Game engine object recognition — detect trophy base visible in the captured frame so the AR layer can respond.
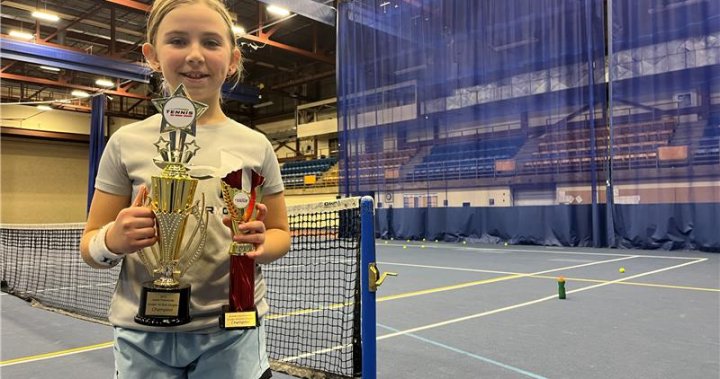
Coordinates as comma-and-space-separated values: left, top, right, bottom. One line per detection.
219, 305, 258, 329
135, 281, 191, 327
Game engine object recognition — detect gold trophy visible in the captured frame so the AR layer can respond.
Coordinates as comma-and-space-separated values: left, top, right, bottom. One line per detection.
218, 168, 264, 329
134, 84, 210, 327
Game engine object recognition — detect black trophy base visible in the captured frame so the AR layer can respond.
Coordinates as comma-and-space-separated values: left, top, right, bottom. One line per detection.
135, 281, 191, 327
219, 305, 258, 330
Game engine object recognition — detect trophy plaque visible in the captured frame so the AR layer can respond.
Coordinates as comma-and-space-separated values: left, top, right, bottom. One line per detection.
134, 84, 210, 327
218, 168, 264, 329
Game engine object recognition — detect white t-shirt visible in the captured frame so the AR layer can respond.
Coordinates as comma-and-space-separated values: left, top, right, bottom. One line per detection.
95, 114, 284, 332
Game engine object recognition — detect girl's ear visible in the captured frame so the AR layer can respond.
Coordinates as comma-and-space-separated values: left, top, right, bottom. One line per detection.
228, 47, 241, 76
142, 43, 161, 72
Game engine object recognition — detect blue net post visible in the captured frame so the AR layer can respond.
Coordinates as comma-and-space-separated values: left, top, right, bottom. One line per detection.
360, 196, 377, 379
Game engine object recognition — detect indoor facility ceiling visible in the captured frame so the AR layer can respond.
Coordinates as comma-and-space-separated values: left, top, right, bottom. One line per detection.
0, 0, 337, 124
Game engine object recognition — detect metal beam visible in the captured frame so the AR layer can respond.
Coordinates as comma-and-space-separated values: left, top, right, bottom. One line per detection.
0, 72, 150, 100
105, 0, 151, 12
242, 33, 334, 64
256, 0, 335, 26
0, 37, 151, 83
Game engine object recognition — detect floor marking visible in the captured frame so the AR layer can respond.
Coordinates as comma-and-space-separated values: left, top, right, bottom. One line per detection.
377, 258, 706, 340
383, 242, 703, 260
529, 275, 720, 292
378, 324, 548, 379
378, 255, 637, 302
0, 342, 113, 367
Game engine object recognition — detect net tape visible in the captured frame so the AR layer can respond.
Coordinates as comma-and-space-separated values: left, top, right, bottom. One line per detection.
0, 197, 363, 378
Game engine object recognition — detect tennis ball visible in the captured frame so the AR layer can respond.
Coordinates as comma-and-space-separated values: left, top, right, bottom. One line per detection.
434, 239, 438, 242
421, 245, 426, 249
504, 242, 508, 246
384, 241, 388, 244
619, 267, 625, 273
402, 245, 407, 249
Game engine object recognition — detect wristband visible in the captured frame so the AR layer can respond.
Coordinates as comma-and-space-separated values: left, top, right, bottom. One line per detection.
89, 222, 124, 267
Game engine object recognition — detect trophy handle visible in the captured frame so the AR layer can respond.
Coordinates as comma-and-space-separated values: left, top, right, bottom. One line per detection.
136, 192, 161, 278
176, 195, 209, 276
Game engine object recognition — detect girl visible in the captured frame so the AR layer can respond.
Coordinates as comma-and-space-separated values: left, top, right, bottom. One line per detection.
80, 1, 290, 377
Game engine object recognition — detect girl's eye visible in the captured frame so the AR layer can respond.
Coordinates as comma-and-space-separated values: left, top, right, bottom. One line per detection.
169, 38, 186, 46
204, 40, 222, 48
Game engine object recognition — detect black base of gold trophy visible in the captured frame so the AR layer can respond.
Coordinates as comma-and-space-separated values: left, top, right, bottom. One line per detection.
135, 283, 192, 326
134, 84, 209, 327
218, 168, 264, 330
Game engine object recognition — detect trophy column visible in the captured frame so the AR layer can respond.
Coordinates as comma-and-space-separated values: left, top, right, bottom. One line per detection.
219, 169, 264, 329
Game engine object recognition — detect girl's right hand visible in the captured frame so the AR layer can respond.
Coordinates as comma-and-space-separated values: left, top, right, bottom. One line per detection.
106, 186, 157, 255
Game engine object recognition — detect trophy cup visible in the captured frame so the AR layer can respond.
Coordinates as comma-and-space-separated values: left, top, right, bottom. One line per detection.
134, 84, 210, 327
218, 168, 265, 329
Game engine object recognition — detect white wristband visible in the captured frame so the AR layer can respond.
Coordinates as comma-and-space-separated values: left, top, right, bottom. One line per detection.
89, 222, 124, 267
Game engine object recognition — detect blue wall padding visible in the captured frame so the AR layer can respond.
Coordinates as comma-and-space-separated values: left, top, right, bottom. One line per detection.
377, 204, 719, 252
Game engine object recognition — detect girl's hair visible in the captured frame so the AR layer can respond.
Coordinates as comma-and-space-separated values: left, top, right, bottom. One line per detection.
146, 0, 243, 90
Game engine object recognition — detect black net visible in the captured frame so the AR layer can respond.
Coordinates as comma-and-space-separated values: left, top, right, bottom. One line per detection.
0, 197, 363, 378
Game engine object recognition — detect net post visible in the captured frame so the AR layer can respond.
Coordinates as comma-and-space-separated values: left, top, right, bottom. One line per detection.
360, 196, 377, 379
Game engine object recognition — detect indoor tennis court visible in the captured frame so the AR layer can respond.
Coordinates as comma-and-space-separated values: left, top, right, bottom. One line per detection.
2, 0, 720, 378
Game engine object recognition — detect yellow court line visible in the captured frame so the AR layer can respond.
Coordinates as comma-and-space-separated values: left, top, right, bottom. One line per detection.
0, 341, 113, 367
530, 274, 720, 292
378, 274, 520, 302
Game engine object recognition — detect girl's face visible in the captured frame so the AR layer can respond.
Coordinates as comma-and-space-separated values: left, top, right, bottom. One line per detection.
143, 3, 240, 107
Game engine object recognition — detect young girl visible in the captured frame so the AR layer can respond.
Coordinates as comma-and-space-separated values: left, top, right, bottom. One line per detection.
80, 1, 290, 377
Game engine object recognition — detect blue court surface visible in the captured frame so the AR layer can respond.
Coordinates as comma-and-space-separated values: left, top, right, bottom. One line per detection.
2, 241, 718, 378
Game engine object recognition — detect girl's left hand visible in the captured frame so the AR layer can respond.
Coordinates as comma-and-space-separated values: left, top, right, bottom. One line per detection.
223, 203, 268, 259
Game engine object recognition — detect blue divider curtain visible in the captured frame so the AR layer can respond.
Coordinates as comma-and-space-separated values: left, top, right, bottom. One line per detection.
337, 0, 720, 251
87, 95, 106, 212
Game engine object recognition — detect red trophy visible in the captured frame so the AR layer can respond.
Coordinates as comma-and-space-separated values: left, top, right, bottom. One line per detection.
219, 168, 264, 329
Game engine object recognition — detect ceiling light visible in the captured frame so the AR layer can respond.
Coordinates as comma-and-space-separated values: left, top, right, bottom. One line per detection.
266, 5, 290, 17
9, 30, 34, 40
37, 105, 53, 111
71, 90, 90, 98
232, 25, 246, 37
40, 65, 61, 72
95, 79, 115, 88
32, 11, 60, 22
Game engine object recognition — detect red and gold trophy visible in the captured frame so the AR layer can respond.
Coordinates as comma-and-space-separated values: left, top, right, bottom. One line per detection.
219, 168, 265, 329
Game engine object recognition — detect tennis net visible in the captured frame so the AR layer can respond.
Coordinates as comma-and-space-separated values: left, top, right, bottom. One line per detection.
0, 197, 367, 379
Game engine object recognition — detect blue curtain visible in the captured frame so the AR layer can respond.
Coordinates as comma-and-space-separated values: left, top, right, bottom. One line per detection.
87, 95, 106, 212
337, 0, 719, 250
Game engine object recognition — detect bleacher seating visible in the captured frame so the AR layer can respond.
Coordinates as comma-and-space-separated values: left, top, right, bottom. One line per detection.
694, 123, 720, 165
408, 137, 525, 181
524, 119, 675, 173
345, 149, 416, 183
281, 157, 337, 187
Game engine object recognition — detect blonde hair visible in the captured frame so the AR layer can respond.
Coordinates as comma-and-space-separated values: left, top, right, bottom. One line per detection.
146, 0, 243, 90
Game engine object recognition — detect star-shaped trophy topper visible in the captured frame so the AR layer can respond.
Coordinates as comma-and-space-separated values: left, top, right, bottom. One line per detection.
152, 83, 208, 136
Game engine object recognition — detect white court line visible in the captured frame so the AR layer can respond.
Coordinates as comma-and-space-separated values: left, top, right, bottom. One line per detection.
377, 258, 707, 340
383, 242, 703, 260
380, 254, 638, 279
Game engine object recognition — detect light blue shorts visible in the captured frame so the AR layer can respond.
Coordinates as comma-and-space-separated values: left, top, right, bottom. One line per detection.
113, 321, 271, 379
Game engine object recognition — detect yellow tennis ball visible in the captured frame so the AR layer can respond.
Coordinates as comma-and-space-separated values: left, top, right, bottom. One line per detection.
462, 241, 467, 245
402, 245, 407, 249
619, 267, 625, 273
421, 245, 426, 249
504, 242, 508, 246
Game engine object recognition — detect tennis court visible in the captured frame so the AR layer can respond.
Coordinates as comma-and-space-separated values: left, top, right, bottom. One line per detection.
2, 240, 718, 378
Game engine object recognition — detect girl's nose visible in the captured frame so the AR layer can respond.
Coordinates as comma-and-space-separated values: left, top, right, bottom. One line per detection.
186, 43, 204, 64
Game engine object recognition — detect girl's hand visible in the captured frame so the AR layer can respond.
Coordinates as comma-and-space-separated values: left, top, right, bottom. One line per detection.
223, 203, 268, 259
106, 185, 157, 255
